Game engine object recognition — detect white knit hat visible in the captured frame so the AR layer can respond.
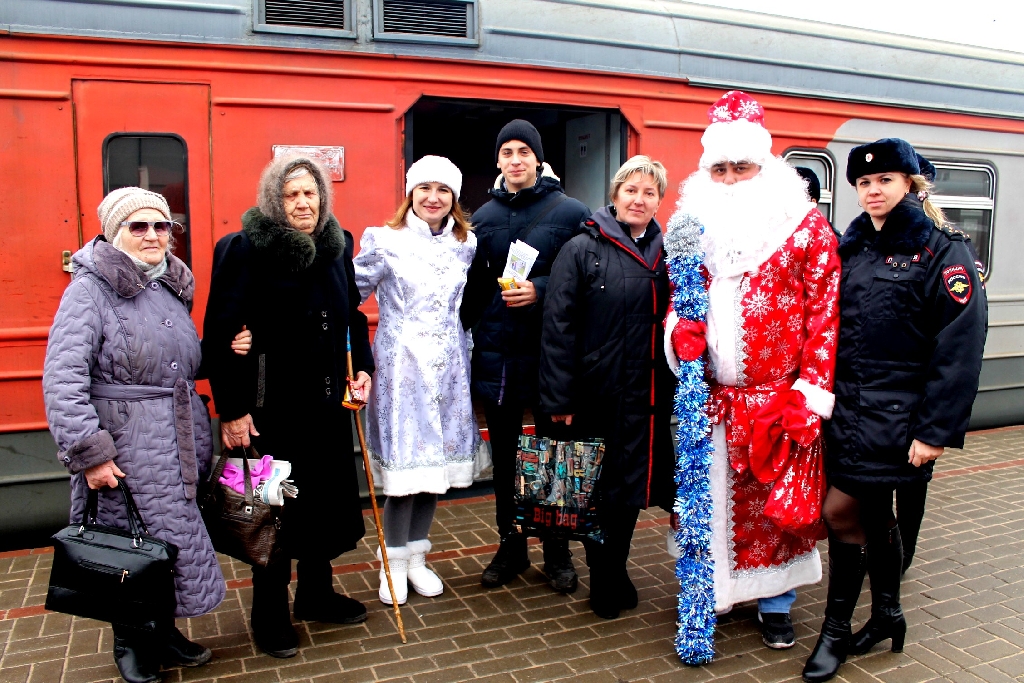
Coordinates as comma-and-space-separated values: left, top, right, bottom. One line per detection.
405, 155, 463, 201
97, 187, 172, 241
699, 90, 774, 169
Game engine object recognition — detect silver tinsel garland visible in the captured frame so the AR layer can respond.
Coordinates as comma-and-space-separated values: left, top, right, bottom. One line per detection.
664, 212, 716, 666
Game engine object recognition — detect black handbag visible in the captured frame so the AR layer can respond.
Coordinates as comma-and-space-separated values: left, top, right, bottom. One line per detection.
46, 479, 178, 630
199, 447, 282, 567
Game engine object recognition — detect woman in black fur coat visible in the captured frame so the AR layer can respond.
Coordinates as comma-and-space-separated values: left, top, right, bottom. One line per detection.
203, 156, 374, 659
803, 139, 987, 682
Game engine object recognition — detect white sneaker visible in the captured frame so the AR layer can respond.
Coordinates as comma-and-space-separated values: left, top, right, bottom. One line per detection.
406, 539, 444, 597
377, 546, 410, 606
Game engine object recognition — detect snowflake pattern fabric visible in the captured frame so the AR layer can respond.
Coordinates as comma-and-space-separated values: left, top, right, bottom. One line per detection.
353, 215, 479, 497
706, 208, 839, 606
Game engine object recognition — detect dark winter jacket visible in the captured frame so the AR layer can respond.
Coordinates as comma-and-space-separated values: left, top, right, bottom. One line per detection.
462, 171, 591, 406
202, 209, 374, 421
43, 237, 224, 618
202, 208, 374, 559
539, 207, 676, 509
826, 196, 987, 487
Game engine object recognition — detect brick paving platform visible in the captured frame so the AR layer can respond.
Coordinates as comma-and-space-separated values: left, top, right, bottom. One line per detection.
2, 426, 1023, 683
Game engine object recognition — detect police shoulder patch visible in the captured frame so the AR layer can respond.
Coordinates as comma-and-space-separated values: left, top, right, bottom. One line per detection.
943, 264, 972, 304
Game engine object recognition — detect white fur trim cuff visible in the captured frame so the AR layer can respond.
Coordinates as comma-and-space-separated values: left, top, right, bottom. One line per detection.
407, 539, 432, 555
792, 378, 835, 419
664, 310, 681, 376
406, 155, 463, 200
699, 119, 773, 169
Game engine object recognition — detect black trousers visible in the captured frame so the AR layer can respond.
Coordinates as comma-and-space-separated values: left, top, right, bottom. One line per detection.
583, 499, 641, 573
483, 399, 553, 537
896, 480, 928, 561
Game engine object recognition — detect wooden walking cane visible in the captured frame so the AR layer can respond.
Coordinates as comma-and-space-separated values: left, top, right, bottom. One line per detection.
344, 330, 407, 643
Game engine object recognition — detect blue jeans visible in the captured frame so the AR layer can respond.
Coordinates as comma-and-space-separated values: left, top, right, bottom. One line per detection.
758, 589, 797, 614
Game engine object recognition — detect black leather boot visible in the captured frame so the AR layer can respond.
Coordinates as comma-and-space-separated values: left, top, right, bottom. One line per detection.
159, 619, 212, 668
850, 526, 907, 655
542, 537, 578, 594
481, 532, 530, 588
294, 558, 368, 625
111, 624, 160, 683
802, 539, 867, 683
251, 559, 299, 659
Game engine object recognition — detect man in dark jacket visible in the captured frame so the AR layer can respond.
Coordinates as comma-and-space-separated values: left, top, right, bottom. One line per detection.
462, 119, 591, 592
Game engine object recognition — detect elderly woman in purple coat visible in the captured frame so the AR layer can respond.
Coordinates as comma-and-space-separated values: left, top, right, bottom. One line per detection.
42, 187, 248, 683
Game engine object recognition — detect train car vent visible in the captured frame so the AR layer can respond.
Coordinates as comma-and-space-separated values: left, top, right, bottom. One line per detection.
381, 0, 469, 38
265, 0, 347, 30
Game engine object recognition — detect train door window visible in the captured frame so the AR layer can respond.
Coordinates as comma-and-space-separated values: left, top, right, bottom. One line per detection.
103, 134, 190, 267
929, 162, 995, 275
783, 150, 835, 224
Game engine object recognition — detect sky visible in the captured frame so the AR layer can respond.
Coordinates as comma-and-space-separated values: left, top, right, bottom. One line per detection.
681, 0, 1024, 55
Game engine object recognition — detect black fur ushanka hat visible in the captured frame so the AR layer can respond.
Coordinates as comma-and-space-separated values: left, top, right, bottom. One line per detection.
846, 137, 921, 185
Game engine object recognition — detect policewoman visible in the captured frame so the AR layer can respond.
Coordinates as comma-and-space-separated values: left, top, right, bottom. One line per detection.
803, 139, 987, 683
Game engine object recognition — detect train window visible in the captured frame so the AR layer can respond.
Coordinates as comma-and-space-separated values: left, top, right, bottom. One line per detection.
373, 0, 478, 46
930, 162, 995, 274
255, 0, 355, 39
103, 134, 191, 268
783, 149, 835, 224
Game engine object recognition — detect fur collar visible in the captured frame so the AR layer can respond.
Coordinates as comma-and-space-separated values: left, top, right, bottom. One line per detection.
839, 195, 934, 257
242, 207, 345, 271
85, 236, 195, 303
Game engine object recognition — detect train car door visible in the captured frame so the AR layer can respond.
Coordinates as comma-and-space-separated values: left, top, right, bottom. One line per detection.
72, 80, 213, 329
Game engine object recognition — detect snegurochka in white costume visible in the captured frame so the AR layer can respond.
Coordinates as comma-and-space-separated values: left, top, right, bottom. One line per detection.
666, 90, 841, 652
353, 155, 479, 607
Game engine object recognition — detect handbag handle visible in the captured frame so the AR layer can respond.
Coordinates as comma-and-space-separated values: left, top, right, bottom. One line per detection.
207, 446, 260, 506
82, 478, 149, 543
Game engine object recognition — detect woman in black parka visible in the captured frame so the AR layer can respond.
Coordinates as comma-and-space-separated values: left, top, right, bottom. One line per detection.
540, 156, 676, 619
202, 156, 374, 659
803, 139, 987, 683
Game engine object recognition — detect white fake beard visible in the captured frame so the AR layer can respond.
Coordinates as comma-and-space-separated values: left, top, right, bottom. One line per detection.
677, 157, 814, 277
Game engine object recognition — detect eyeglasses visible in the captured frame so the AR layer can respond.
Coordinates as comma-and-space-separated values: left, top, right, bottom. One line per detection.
119, 221, 179, 237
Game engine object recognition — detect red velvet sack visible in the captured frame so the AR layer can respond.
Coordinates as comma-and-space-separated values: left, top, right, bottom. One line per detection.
749, 390, 827, 540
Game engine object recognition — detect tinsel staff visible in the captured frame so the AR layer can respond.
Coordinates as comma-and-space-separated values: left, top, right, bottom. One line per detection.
664, 212, 716, 666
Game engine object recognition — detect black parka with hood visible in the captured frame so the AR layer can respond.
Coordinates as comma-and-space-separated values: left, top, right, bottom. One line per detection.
538, 207, 676, 510
462, 168, 591, 406
826, 195, 987, 488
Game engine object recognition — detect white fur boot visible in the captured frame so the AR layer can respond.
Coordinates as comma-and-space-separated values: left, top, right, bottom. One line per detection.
406, 539, 444, 597
377, 546, 410, 606
666, 529, 681, 559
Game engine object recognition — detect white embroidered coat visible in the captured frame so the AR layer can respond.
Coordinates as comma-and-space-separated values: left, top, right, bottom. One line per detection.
353, 213, 478, 497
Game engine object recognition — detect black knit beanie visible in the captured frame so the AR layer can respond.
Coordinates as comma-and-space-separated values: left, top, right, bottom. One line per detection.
495, 119, 544, 164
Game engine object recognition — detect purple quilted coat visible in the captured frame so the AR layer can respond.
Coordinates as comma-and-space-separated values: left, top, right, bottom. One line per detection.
43, 237, 225, 618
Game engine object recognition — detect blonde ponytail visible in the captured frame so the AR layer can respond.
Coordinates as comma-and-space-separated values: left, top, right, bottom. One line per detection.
909, 174, 947, 227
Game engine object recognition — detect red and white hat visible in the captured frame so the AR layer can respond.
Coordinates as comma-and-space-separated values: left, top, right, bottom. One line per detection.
699, 90, 773, 169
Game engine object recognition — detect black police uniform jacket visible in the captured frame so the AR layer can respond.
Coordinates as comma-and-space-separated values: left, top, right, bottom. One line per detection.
202, 208, 375, 559
538, 207, 676, 510
462, 172, 591, 406
827, 195, 987, 488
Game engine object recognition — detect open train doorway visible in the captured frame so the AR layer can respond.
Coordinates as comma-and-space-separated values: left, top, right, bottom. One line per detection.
404, 98, 628, 214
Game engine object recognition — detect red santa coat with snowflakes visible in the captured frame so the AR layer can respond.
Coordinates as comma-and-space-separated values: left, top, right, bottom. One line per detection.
700, 207, 839, 611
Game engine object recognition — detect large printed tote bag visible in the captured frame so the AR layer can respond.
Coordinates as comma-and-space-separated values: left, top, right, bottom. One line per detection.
513, 435, 605, 542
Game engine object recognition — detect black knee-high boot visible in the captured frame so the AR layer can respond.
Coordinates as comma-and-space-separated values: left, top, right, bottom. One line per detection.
111, 623, 160, 683
250, 558, 299, 659
850, 526, 906, 655
896, 481, 927, 574
802, 539, 867, 683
